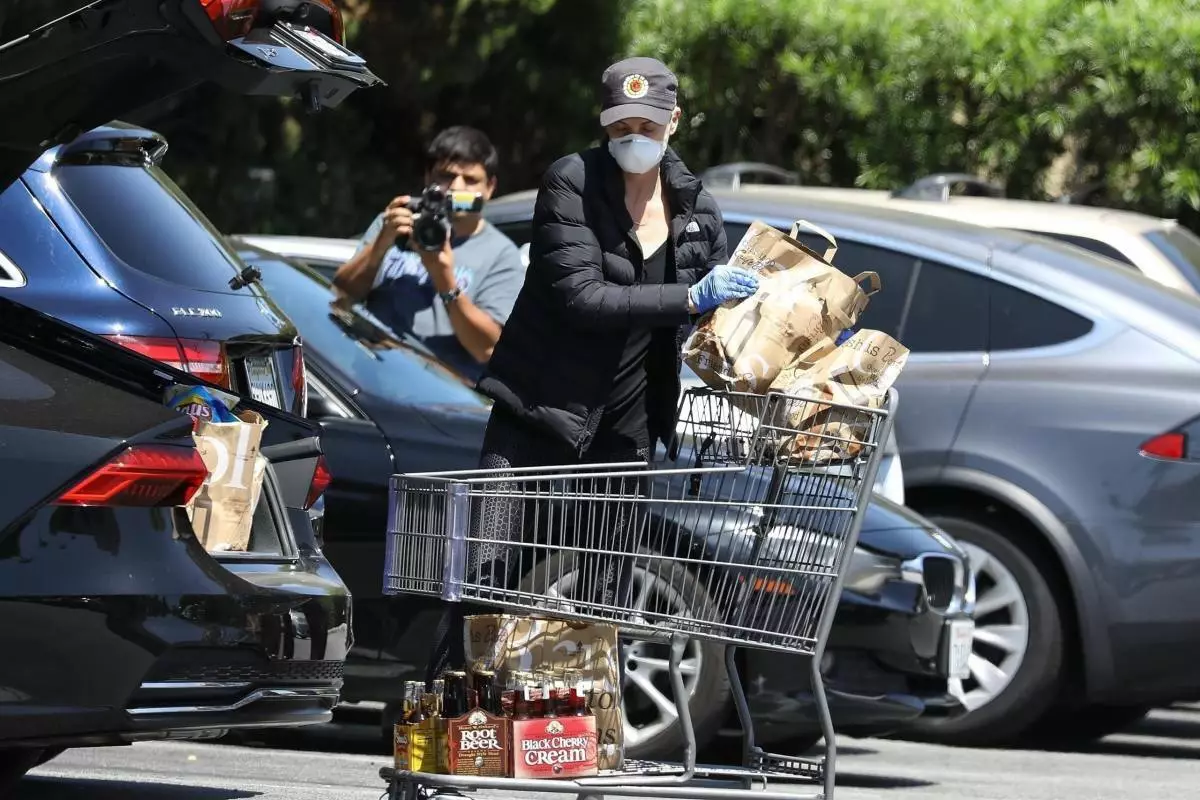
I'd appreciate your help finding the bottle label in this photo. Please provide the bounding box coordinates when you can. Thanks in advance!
[447,709,511,777]
[394,723,412,771]
[511,715,598,780]
[409,722,442,774]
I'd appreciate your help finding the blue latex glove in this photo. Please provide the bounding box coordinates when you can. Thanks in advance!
[836,328,856,346]
[688,265,759,314]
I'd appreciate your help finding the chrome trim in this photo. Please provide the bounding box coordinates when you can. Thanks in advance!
[137,681,253,691]
[899,552,968,614]
[0,250,27,289]
[127,686,340,717]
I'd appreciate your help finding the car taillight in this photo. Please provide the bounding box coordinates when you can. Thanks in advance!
[300,0,345,44]
[304,455,332,511]
[292,344,308,416]
[199,0,261,41]
[56,445,209,507]
[105,335,231,389]
[1139,432,1187,461]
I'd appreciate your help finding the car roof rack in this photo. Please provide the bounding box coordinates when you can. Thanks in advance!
[700,162,801,190]
[891,173,1005,202]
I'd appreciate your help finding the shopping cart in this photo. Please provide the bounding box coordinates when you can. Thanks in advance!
[379,386,896,800]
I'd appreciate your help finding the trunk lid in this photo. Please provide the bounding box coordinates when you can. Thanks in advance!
[0,0,381,189]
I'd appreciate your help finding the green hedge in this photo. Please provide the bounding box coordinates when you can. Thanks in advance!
[625,0,1200,220]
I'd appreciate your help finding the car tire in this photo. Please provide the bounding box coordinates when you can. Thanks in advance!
[1029,704,1152,745]
[902,512,1065,746]
[518,549,731,761]
[0,748,47,797]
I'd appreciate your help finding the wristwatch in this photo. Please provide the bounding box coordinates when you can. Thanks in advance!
[439,285,464,307]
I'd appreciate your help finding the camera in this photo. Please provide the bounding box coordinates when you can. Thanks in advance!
[407,184,486,251]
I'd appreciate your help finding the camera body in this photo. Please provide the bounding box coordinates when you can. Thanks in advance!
[407,184,486,251]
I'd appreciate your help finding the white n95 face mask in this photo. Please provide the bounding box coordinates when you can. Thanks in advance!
[608,134,667,174]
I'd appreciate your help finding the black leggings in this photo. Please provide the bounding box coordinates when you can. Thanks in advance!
[425,408,648,685]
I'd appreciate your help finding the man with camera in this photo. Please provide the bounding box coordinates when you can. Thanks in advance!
[333,126,524,382]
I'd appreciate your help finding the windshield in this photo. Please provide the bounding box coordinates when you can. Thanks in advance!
[235,248,487,407]
[1145,226,1200,293]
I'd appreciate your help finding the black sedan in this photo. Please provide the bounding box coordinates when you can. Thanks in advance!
[232,240,976,758]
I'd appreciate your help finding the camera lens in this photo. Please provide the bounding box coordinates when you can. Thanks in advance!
[412,216,449,251]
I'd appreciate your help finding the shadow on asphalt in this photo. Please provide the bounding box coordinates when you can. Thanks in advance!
[1022,707,1200,760]
[15,776,259,799]
[224,725,931,791]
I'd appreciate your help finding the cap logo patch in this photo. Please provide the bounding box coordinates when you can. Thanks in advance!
[622,74,649,99]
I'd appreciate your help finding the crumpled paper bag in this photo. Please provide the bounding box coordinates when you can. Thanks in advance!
[682,219,880,393]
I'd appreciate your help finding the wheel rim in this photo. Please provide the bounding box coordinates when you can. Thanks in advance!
[540,567,703,750]
[950,540,1031,712]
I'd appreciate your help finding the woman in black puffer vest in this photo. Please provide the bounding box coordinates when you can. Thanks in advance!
[426,57,758,681]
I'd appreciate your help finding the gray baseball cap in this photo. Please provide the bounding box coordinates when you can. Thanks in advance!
[599,56,678,127]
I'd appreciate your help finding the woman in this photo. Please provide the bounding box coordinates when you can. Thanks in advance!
[426,56,758,680]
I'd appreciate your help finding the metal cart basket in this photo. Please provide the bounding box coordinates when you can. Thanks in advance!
[380,386,896,800]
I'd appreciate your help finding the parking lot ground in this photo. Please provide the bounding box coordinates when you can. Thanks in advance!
[17,704,1200,800]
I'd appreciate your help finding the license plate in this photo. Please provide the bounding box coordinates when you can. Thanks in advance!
[946,618,974,680]
[244,356,282,409]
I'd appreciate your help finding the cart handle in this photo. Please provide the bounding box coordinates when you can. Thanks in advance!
[393,465,745,485]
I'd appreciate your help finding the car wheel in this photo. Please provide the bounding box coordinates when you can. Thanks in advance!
[519,549,731,761]
[903,512,1064,746]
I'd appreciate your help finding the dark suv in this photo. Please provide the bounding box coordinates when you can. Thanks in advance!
[1,122,306,413]
[0,0,380,790]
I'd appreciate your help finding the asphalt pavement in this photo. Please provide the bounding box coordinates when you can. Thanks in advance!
[16,704,1200,800]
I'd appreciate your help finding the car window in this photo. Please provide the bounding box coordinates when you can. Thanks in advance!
[54,164,245,293]
[493,221,533,249]
[1145,227,1200,293]
[240,251,487,407]
[816,241,914,338]
[901,260,988,352]
[1009,229,1136,267]
[989,280,1094,350]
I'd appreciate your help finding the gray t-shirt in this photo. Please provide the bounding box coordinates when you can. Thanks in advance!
[356,216,524,383]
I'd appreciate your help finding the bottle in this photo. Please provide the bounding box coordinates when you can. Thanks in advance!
[511,672,532,720]
[570,678,592,717]
[542,675,561,719]
[474,670,500,715]
[407,691,436,773]
[442,670,469,719]
[432,679,445,715]
[393,681,423,770]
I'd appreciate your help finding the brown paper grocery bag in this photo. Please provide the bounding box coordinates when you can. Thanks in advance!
[465,614,624,770]
[682,220,880,393]
[187,410,269,552]
[768,330,908,463]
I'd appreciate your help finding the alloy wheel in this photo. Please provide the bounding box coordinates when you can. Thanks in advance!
[951,540,1031,711]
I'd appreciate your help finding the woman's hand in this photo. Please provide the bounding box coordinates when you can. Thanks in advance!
[687,265,760,314]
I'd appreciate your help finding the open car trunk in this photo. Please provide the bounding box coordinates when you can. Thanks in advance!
[0,0,381,189]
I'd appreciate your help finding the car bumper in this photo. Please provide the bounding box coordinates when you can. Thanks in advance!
[744,577,972,742]
[0,506,351,748]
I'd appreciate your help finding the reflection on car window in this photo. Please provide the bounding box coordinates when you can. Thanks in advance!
[989,280,1093,350]
[903,260,988,352]
[1145,227,1200,293]
[56,164,245,293]
[239,251,487,407]
[1010,229,1135,267]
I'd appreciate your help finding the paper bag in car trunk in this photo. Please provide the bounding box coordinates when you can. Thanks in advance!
[187,409,270,552]
[768,329,909,463]
[682,219,880,394]
[465,614,624,770]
